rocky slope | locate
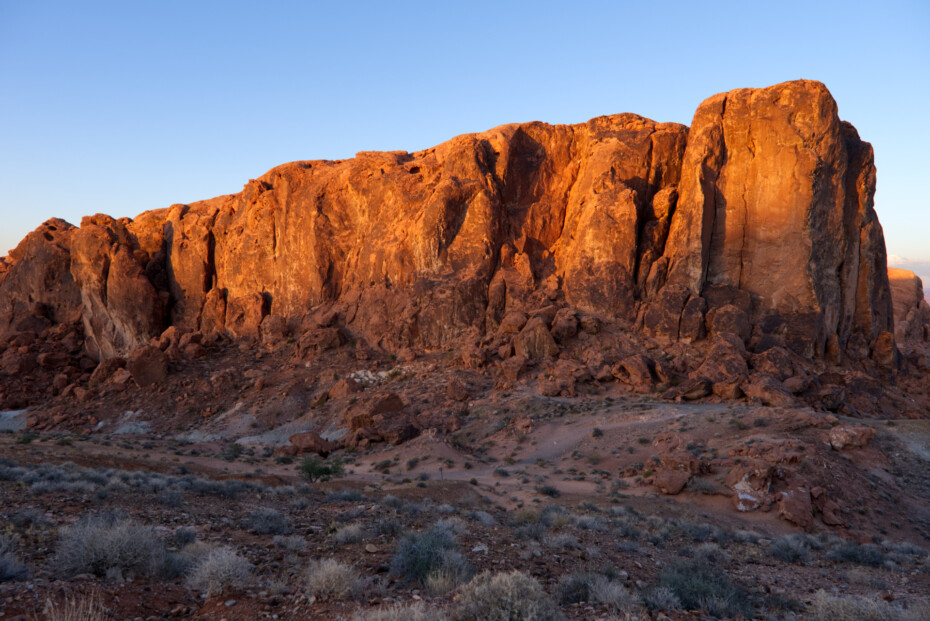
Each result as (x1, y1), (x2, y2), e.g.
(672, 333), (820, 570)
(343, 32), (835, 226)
(1, 79), (928, 416)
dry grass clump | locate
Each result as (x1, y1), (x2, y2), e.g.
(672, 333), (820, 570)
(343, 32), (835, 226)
(334, 523), (367, 544)
(185, 546), (252, 595)
(807, 590), (930, 621)
(352, 601), (448, 621)
(306, 558), (365, 601)
(454, 570), (564, 621)
(42, 590), (108, 621)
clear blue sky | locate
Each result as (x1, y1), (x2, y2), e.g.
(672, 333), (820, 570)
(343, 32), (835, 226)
(2, 1), (928, 284)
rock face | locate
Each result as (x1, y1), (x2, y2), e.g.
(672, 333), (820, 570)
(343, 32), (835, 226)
(660, 80), (892, 360)
(0, 80), (901, 370)
(888, 268), (930, 343)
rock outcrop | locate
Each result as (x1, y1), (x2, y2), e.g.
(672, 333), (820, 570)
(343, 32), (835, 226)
(657, 80), (893, 361)
(0, 80), (904, 377)
(888, 268), (930, 343)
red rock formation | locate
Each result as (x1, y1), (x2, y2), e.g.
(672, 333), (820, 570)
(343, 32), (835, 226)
(888, 267), (930, 343)
(659, 80), (892, 361)
(0, 80), (902, 376)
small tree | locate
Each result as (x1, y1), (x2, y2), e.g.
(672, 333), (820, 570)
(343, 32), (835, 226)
(298, 455), (345, 482)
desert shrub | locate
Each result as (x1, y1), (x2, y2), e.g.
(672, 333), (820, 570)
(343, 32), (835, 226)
(514, 522), (546, 541)
(883, 540), (928, 558)
(243, 508), (292, 535)
(298, 455), (345, 482)
(807, 589), (930, 621)
(679, 521), (724, 543)
(157, 488), (183, 507)
(435, 517), (468, 537)
(512, 508), (541, 525)
(454, 570), (564, 621)
(555, 571), (634, 609)
(185, 477), (253, 498)
(573, 514), (608, 531)
(353, 601), (448, 621)
(545, 533), (579, 550)
(540, 505), (569, 528)
(470, 511), (496, 526)
(426, 558), (473, 596)
(335, 523), (367, 544)
(382, 495), (403, 509)
(10, 507), (46, 527)
(374, 518), (403, 537)
(0, 538), (28, 583)
(54, 514), (167, 578)
(826, 541), (887, 567)
(186, 546), (252, 595)
(273, 535), (307, 552)
(42, 591), (108, 621)
(588, 575), (637, 611)
(391, 524), (471, 587)
(436, 503), (456, 514)
(537, 485), (560, 497)
(306, 558), (364, 601)
(557, 572), (594, 604)
(692, 542), (730, 565)
(175, 527), (197, 547)
(658, 559), (751, 618)
(769, 533), (813, 563)
(326, 488), (366, 502)
(642, 586), (682, 612)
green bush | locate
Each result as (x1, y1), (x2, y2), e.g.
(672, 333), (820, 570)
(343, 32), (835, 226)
(298, 455), (345, 482)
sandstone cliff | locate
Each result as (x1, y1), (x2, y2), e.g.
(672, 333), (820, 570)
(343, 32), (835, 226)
(0, 81), (911, 383)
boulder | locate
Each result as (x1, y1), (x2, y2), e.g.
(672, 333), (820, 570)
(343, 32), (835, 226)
(328, 377), (363, 400)
(260, 314), (289, 347)
(550, 309), (578, 343)
(288, 431), (335, 456)
(777, 488), (814, 531)
(653, 468), (691, 495)
(88, 357), (126, 388)
(726, 461), (775, 512)
(828, 425), (876, 450)
(662, 377), (711, 401)
(512, 317), (558, 360)
(225, 293), (267, 339)
(707, 305), (751, 343)
(741, 374), (795, 406)
(127, 345), (169, 387)
(611, 354), (656, 392)
(694, 338), (748, 383)
(750, 346), (794, 381)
